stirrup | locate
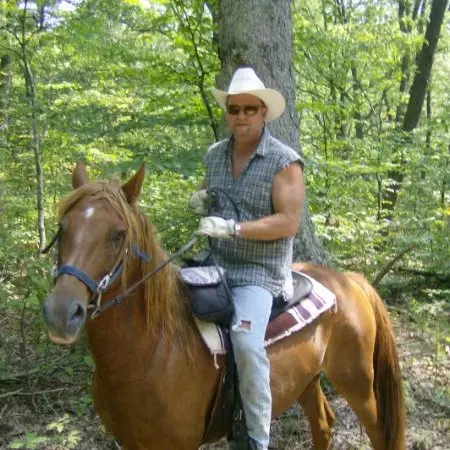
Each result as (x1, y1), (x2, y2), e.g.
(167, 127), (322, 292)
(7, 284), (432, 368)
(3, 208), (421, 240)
(228, 437), (257, 450)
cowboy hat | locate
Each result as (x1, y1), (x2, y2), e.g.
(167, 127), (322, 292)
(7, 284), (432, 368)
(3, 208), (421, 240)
(211, 67), (286, 122)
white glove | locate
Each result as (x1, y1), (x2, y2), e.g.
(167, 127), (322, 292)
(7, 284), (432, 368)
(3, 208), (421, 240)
(194, 216), (235, 239)
(189, 189), (209, 215)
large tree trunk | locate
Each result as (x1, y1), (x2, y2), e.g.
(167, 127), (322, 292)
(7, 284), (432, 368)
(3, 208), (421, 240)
(216, 0), (328, 265)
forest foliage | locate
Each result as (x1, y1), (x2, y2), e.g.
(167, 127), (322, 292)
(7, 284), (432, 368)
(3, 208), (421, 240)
(1, 0), (448, 268)
(0, 1), (449, 448)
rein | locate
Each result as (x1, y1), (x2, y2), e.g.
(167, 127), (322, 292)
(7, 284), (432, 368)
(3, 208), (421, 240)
(43, 226), (197, 319)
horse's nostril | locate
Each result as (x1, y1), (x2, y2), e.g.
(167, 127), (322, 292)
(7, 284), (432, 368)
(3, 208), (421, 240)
(68, 302), (86, 327)
(73, 304), (84, 319)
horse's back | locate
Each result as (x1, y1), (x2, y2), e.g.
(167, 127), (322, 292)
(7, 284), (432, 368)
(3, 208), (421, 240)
(292, 262), (377, 377)
(292, 262), (376, 324)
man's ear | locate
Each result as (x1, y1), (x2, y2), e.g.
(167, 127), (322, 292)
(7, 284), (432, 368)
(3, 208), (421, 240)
(72, 161), (89, 189)
(122, 165), (145, 204)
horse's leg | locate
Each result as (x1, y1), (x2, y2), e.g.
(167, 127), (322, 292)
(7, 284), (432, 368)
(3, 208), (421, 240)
(298, 376), (335, 449)
(327, 363), (384, 450)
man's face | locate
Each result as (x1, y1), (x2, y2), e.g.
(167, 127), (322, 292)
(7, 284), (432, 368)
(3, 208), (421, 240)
(225, 94), (267, 140)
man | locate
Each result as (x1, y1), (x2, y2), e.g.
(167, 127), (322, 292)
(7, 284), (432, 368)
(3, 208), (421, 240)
(190, 66), (305, 450)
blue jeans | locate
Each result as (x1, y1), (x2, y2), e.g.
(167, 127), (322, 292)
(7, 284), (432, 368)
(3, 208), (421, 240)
(230, 285), (273, 450)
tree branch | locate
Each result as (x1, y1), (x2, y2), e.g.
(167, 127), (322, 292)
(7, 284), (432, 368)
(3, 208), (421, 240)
(372, 245), (416, 286)
(0, 387), (66, 400)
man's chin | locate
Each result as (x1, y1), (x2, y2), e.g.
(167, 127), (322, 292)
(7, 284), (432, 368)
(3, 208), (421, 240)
(233, 125), (251, 136)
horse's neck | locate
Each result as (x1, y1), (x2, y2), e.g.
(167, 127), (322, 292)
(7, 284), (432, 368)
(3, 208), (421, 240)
(85, 286), (199, 386)
(86, 296), (147, 379)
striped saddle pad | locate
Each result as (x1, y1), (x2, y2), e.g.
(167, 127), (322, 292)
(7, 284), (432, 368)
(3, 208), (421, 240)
(195, 272), (336, 366)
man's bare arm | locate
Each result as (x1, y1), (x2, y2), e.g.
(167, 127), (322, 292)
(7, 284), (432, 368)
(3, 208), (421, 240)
(237, 163), (305, 241)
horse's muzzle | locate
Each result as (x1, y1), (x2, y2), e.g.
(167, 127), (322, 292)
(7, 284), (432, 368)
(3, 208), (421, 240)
(42, 293), (87, 344)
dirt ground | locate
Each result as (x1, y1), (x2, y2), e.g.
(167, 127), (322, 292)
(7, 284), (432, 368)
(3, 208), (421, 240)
(0, 311), (448, 450)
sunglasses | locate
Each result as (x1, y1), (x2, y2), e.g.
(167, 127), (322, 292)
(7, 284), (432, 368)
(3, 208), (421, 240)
(226, 104), (264, 116)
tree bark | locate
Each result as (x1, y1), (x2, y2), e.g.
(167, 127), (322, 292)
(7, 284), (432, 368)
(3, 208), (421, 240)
(216, 0), (329, 265)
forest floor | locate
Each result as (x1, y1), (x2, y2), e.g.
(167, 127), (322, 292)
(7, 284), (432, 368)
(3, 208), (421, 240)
(0, 302), (448, 450)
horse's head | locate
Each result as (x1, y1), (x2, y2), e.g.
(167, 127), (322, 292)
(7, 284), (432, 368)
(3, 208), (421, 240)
(42, 161), (145, 344)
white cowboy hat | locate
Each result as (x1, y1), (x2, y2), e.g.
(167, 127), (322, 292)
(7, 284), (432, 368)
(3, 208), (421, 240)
(211, 67), (286, 122)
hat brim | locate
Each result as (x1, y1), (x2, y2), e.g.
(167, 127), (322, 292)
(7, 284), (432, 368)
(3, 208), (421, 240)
(211, 88), (285, 122)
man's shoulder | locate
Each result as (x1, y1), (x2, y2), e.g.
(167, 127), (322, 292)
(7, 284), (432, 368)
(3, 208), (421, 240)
(206, 138), (229, 154)
(204, 138), (229, 167)
(266, 134), (302, 163)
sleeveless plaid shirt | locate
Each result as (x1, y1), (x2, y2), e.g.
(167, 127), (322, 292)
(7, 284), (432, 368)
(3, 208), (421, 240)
(204, 129), (303, 297)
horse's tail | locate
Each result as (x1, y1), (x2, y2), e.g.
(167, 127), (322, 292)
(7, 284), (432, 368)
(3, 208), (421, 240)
(347, 273), (406, 450)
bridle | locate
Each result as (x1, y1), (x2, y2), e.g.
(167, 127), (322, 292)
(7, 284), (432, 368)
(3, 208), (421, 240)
(43, 225), (197, 319)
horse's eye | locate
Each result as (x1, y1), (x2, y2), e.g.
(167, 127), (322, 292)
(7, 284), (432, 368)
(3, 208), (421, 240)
(110, 230), (126, 246)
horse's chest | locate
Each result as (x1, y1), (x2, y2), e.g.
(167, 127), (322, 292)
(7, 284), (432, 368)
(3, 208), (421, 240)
(92, 372), (207, 449)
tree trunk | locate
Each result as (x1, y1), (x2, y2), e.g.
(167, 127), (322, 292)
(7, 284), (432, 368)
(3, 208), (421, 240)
(22, 50), (46, 252)
(441, 144), (449, 208)
(422, 84), (432, 180)
(402, 0), (448, 132)
(216, 0), (329, 265)
(383, 0), (448, 214)
(0, 54), (12, 148)
(351, 65), (364, 139)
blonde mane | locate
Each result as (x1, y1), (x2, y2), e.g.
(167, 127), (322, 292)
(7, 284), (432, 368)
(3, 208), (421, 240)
(58, 179), (195, 353)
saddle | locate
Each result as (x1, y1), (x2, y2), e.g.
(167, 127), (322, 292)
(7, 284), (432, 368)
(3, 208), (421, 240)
(271, 271), (314, 319)
(181, 266), (314, 325)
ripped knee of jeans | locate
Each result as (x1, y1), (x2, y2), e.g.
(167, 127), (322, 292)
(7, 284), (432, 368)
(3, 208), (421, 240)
(232, 319), (252, 332)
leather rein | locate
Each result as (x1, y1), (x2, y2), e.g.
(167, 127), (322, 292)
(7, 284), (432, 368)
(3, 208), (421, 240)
(42, 226), (197, 319)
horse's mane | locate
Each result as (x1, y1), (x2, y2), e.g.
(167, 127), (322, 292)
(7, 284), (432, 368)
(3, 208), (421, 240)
(58, 180), (195, 355)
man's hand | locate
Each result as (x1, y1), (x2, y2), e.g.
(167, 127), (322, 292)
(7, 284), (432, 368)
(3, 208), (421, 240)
(189, 189), (209, 215)
(194, 217), (235, 239)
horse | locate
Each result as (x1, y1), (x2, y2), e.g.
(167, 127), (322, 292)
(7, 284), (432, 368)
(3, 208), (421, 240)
(41, 162), (405, 450)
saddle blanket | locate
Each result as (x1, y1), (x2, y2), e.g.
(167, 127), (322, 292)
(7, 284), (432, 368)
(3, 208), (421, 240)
(195, 273), (336, 367)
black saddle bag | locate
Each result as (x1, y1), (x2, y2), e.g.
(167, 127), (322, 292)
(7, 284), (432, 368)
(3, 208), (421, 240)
(181, 266), (234, 326)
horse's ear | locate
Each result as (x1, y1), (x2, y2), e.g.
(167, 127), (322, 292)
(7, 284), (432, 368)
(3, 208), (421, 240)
(122, 164), (145, 204)
(72, 161), (89, 189)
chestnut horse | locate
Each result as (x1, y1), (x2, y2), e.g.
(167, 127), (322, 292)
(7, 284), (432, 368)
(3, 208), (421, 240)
(42, 162), (405, 450)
